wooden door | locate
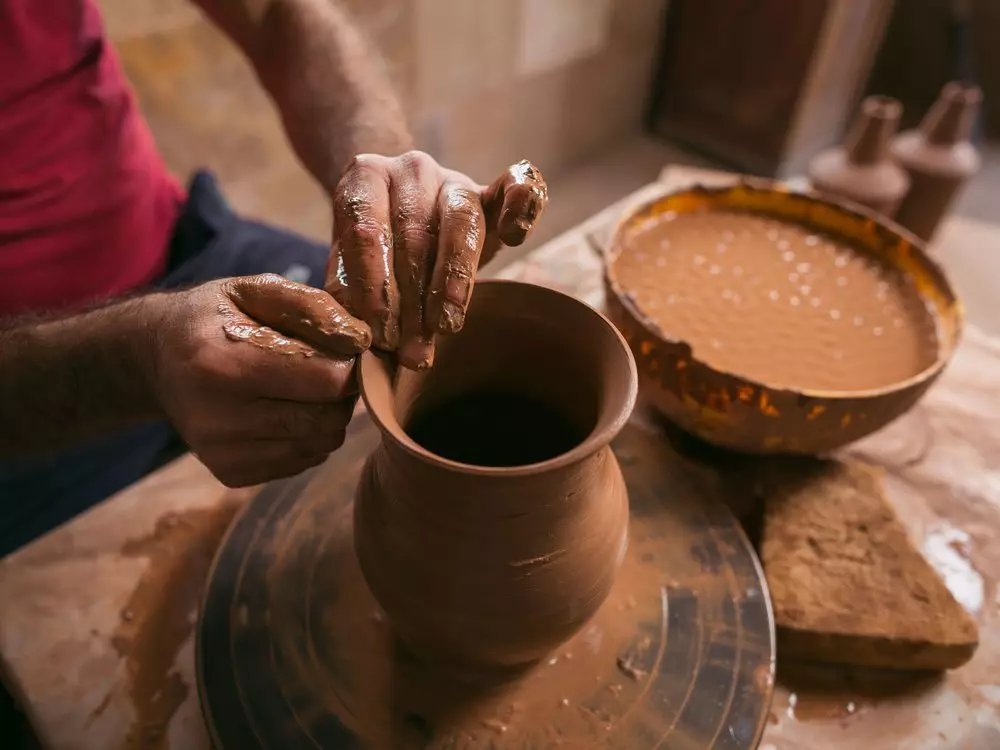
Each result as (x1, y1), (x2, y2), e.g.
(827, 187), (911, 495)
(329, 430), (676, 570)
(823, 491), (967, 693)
(649, 0), (832, 174)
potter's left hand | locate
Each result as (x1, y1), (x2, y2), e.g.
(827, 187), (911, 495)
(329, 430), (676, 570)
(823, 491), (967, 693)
(325, 153), (548, 370)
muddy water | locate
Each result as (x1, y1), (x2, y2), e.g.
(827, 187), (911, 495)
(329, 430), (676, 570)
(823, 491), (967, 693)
(613, 210), (940, 391)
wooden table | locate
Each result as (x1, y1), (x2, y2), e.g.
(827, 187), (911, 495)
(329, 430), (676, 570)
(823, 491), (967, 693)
(2, 166), (999, 750)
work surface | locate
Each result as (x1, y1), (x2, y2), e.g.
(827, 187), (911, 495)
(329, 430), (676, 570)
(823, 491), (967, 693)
(2, 166), (999, 750)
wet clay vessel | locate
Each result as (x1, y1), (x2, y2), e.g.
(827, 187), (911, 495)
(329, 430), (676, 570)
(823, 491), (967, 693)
(808, 95), (910, 218)
(354, 280), (637, 675)
(891, 82), (983, 242)
(196, 414), (775, 749)
(603, 181), (962, 455)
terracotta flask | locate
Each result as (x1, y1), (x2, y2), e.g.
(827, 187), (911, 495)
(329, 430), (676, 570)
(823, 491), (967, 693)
(354, 280), (637, 679)
(808, 95), (910, 217)
(891, 82), (982, 241)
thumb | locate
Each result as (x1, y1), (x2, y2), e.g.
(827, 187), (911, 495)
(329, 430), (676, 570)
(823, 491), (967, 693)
(479, 160), (548, 264)
(224, 274), (372, 358)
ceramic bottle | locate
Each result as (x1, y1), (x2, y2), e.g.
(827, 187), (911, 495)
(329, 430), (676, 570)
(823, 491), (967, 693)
(808, 95), (910, 218)
(353, 280), (637, 679)
(891, 82), (983, 241)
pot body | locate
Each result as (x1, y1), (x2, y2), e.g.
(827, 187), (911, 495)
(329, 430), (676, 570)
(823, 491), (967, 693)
(352, 280), (637, 675)
(355, 439), (629, 670)
(891, 132), (980, 242)
(807, 95), (909, 218)
(808, 151), (909, 218)
(891, 82), (982, 242)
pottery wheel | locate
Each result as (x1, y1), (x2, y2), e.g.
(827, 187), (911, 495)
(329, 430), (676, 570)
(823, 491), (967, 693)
(197, 414), (775, 749)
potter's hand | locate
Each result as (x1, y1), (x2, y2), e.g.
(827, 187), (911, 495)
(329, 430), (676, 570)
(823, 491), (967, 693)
(151, 274), (372, 487)
(325, 152), (548, 370)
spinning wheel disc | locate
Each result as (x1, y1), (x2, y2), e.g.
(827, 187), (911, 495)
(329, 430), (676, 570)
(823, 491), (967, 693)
(197, 415), (774, 748)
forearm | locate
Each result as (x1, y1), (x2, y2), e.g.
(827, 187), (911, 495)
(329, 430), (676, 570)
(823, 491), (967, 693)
(196, 0), (413, 191)
(0, 298), (162, 456)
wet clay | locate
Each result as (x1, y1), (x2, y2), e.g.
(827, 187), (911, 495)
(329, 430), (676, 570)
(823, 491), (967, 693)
(221, 273), (372, 358)
(483, 159), (550, 248)
(197, 414), (774, 749)
(759, 459), (978, 671)
(612, 210), (940, 391)
(104, 495), (249, 749)
(354, 281), (636, 674)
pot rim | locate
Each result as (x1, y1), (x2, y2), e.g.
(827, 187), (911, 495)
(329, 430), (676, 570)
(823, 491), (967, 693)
(359, 279), (639, 477)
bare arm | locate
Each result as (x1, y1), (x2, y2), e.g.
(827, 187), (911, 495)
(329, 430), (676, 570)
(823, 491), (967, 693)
(0, 300), (162, 455)
(192, 0), (413, 191)
(188, 0), (549, 374)
(0, 276), (370, 486)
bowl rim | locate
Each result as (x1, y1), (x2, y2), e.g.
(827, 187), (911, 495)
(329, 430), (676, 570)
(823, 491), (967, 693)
(602, 177), (965, 402)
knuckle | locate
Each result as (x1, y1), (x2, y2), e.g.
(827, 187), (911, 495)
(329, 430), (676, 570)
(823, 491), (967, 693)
(335, 181), (385, 223)
(347, 153), (377, 172)
(445, 190), (485, 232)
(347, 154), (390, 181)
(343, 220), (390, 254)
(253, 272), (284, 288)
(398, 150), (436, 180)
(397, 224), (435, 252)
(275, 408), (312, 438)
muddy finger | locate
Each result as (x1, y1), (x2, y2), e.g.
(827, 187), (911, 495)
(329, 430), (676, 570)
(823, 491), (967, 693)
(332, 156), (401, 349)
(481, 160), (548, 252)
(226, 274), (372, 357)
(390, 152), (441, 369)
(426, 181), (485, 335)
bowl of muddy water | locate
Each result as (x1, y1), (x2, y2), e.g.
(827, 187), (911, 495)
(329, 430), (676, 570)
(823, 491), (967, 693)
(603, 179), (962, 454)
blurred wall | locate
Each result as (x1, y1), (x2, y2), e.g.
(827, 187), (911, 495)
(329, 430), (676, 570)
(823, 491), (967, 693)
(865, 0), (998, 137)
(395, 0), (670, 182)
(99, 0), (668, 242)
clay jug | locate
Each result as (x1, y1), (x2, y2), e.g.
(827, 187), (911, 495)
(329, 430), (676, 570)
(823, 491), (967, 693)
(354, 280), (636, 678)
(891, 82), (982, 241)
(808, 95), (910, 217)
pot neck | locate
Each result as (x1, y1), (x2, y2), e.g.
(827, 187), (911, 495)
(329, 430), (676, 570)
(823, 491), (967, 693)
(844, 96), (902, 165)
(922, 82), (981, 146)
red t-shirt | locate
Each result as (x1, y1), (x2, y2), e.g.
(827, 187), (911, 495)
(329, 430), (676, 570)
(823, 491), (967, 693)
(0, 0), (183, 317)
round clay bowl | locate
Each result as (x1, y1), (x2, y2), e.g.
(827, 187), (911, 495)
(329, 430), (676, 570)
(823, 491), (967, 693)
(603, 180), (962, 455)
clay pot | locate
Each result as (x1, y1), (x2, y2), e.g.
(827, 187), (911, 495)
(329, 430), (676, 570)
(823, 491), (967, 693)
(891, 81), (983, 242)
(354, 280), (637, 677)
(808, 95), (910, 217)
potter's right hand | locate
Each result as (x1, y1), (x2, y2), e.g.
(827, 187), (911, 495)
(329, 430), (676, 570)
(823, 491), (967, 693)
(147, 274), (372, 487)
(326, 153), (548, 371)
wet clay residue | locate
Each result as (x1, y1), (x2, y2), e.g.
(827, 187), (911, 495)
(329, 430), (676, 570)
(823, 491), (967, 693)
(106, 495), (248, 749)
(271, 500), (693, 748)
(487, 159), (550, 246)
(221, 274), (372, 358)
(612, 210), (940, 391)
(222, 321), (319, 356)
(198, 417), (774, 750)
